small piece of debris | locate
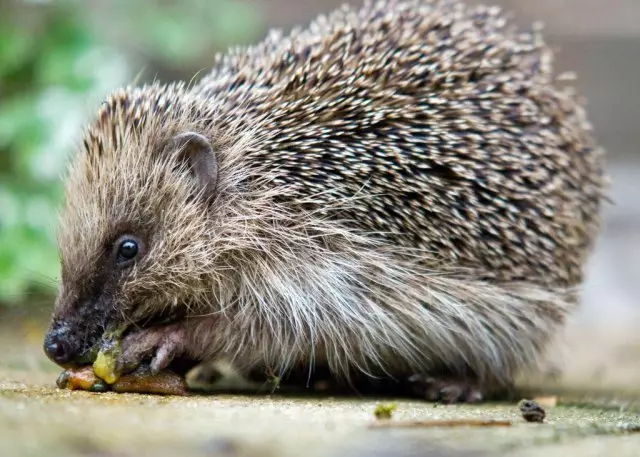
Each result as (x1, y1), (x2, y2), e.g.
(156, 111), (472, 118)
(369, 419), (511, 429)
(374, 403), (398, 420)
(518, 399), (546, 423)
(265, 367), (281, 392)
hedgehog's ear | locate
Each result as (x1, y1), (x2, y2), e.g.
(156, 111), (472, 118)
(171, 132), (218, 200)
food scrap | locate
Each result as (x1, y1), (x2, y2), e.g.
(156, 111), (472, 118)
(56, 366), (109, 393)
(93, 350), (119, 384)
(56, 365), (188, 396)
(518, 399), (546, 423)
(92, 325), (127, 384)
(374, 403), (398, 420)
(55, 323), (188, 396)
(111, 365), (188, 395)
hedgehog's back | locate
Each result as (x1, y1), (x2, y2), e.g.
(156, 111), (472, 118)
(190, 0), (606, 288)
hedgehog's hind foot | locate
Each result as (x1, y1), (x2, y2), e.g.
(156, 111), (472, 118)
(407, 373), (485, 404)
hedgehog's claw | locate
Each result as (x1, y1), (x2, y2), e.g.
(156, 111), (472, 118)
(407, 373), (484, 404)
(117, 323), (186, 375)
(150, 340), (179, 373)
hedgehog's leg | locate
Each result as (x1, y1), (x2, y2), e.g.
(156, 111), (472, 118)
(406, 373), (485, 404)
(116, 322), (185, 374)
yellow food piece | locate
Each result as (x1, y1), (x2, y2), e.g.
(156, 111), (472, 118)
(92, 323), (127, 384)
(374, 402), (398, 420)
(93, 350), (120, 384)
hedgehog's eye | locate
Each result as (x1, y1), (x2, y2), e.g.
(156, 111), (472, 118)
(114, 236), (142, 267)
(119, 240), (138, 258)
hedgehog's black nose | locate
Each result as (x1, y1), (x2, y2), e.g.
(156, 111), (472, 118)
(43, 328), (76, 366)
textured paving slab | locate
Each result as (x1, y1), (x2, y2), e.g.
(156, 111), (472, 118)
(2, 314), (640, 457)
(3, 377), (640, 457)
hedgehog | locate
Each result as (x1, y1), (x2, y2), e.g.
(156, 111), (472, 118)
(43, 0), (606, 403)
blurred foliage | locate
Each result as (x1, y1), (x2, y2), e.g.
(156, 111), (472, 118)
(91, 0), (262, 67)
(0, 0), (263, 306)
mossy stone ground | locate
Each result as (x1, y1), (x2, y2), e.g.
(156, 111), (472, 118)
(2, 311), (640, 457)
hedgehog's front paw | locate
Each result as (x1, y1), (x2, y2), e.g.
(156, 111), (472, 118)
(117, 323), (187, 375)
(407, 374), (484, 404)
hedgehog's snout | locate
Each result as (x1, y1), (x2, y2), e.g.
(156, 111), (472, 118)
(43, 330), (74, 366)
(43, 321), (86, 368)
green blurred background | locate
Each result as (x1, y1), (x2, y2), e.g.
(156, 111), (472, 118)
(0, 0), (639, 382)
(0, 0), (266, 307)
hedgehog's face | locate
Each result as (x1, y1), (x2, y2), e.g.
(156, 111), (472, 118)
(43, 128), (220, 368)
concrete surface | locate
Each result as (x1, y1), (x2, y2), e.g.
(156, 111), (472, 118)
(2, 314), (640, 457)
